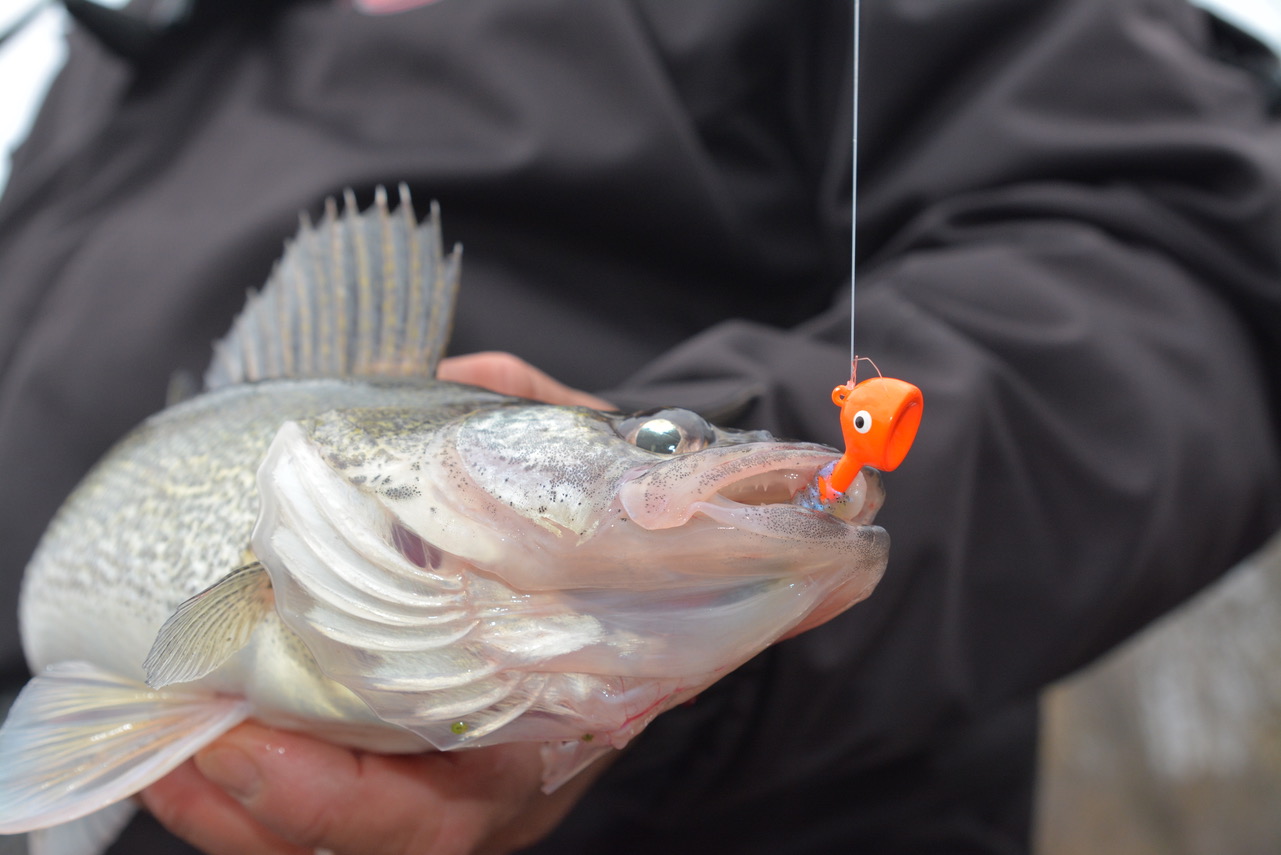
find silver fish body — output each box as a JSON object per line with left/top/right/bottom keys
{"left": 21, "top": 379, "right": 499, "bottom": 750}
{"left": 0, "top": 188, "right": 891, "bottom": 850}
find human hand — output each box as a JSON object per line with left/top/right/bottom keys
{"left": 437, "top": 351, "right": 614, "bottom": 410}
{"left": 142, "top": 722, "right": 610, "bottom": 855}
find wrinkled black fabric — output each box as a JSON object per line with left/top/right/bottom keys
{"left": 1, "top": 1, "right": 1280, "bottom": 852}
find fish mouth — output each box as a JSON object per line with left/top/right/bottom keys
{"left": 617, "top": 443, "right": 883, "bottom": 534}
{"left": 716, "top": 469, "right": 810, "bottom": 505}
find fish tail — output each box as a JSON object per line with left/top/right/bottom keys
{"left": 204, "top": 184, "right": 462, "bottom": 390}
{"left": 0, "top": 662, "right": 249, "bottom": 839}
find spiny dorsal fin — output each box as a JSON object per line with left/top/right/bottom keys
{"left": 204, "top": 184, "right": 461, "bottom": 390}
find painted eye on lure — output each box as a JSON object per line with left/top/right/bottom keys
{"left": 617, "top": 408, "right": 715, "bottom": 455}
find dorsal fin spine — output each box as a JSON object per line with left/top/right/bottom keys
{"left": 427, "top": 203, "right": 455, "bottom": 369}
{"left": 377, "top": 186, "right": 400, "bottom": 369}
{"left": 328, "top": 194, "right": 350, "bottom": 378}
{"left": 404, "top": 193, "right": 426, "bottom": 362}
{"left": 347, "top": 189, "right": 375, "bottom": 374}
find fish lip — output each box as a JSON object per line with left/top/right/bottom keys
{"left": 616, "top": 442, "right": 882, "bottom": 533}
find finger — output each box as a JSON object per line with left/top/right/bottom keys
{"left": 141, "top": 755, "right": 312, "bottom": 855}
{"left": 437, "top": 352, "right": 615, "bottom": 409}
{"left": 182, "top": 723, "right": 550, "bottom": 855}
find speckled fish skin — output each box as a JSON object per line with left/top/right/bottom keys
{"left": 20, "top": 378, "right": 507, "bottom": 747}
{"left": 0, "top": 187, "right": 891, "bottom": 850}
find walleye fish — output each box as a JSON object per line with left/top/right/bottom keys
{"left": 0, "top": 186, "right": 893, "bottom": 854}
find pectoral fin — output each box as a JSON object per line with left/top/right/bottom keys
{"left": 0, "top": 662, "right": 249, "bottom": 834}
{"left": 143, "top": 561, "right": 274, "bottom": 689}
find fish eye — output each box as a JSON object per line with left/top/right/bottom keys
{"left": 618, "top": 408, "right": 715, "bottom": 455}
{"left": 852, "top": 410, "right": 873, "bottom": 434}
{"left": 634, "top": 419, "right": 683, "bottom": 454}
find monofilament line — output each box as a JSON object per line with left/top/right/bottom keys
{"left": 850, "top": 0, "right": 861, "bottom": 366}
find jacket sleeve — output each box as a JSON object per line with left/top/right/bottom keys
{"left": 595, "top": 0, "right": 1281, "bottom": 784}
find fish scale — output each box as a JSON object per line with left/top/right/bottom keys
{"left": 22, "top": 380, "right": 452, "bottom": 678}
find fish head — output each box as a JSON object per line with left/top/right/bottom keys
{"left": 251, "top": 393, "right": 890, "bottom": 748}
{"left": 266, "top": 395, "right": 888, "bottom": 625}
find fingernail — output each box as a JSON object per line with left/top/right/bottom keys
{"left": 195, "top": 745, "right": 262, "bottom": 803}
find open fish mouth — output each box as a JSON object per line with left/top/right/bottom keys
{"left": 716, "top": 468, "right": 810, "bottom": 505}
{"left": 617, "top": 443, "right": 883, "bottom": 534}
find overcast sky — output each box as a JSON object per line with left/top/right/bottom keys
{"left": 0, "top": 0, "right": 1279, "bottom": 193}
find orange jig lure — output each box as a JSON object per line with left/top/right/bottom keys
{"left": 817, "top": 372, "right": 923, "bottom": 502}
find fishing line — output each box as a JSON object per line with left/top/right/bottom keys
{"left": 849, "top": 0, "right": 861, "bottom": 371}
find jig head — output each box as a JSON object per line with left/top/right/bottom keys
{"left": 817, "top": 374, "right": 923, "bottom": 502}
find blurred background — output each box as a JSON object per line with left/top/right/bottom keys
{"left": 1036, "top": 535, "right": 1281, "bottom": 854}
{"left": 1, "top": 1, "right": 1280, "bottom": 852}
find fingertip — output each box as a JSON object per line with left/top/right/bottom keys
{"left": 193, "top": 743, "right": 262, "bottom": 804}
{"left": 435, "top": 350, "right": 518, "bottom": 387}
{"left": 203, "top": 723, "right": 359, "bottom": 806}
{"left": 138, "top": 757, "right": 201, "bottom": 821}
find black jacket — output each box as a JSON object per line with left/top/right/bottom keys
{"left": 1, "top": 0, "right": 1280, "bottom": 851}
